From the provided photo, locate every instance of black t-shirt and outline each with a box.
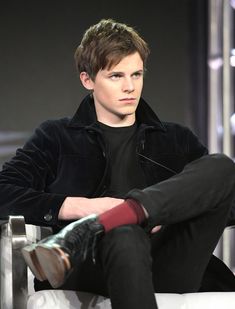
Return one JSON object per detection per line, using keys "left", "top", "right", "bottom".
{"left": 98, "top": 122, "right": 146, "bottom": 198}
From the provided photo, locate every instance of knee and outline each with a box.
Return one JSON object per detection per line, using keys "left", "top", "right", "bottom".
{"left": 197, "top": 154, "right": 235, "bottom": 190}
{"left": 205, "top": 154, "right": 235, "bottom": 177}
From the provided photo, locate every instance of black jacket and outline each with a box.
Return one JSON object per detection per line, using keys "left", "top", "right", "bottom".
{"left": 0, "top": 95, "right": 208, "bottom": 227}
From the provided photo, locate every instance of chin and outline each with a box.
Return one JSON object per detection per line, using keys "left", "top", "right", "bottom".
{"left": 122, "top": 105, "right": 137, "bottom": 114}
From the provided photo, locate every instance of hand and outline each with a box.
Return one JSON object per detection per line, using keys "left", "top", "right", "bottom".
{"left": 58, "top": 196, "right": 124, "bottom": 220}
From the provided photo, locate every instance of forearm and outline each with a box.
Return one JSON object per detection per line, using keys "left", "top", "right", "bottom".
{"left": 58, "top": 196, "right": 124, "bottom": 220}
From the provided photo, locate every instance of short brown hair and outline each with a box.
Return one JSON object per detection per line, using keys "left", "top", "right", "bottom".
{"left": 74, "top": 19, "right": 150, "bottom": 80}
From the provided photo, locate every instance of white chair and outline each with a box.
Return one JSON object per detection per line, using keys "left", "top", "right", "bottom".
{"left": 1, "top": 216, "right": 235, "bottom": 309}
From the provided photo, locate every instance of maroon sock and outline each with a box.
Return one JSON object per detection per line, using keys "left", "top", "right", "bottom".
{"left": 98, "top": 199, "right": 146, "bottom": 233}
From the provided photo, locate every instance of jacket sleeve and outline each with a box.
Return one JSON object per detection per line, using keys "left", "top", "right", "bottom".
{"left": 0, "top": 120, "right": 66, "bottom": 226}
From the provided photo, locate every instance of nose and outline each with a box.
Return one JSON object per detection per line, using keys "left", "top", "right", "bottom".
{"left": 122, "top": 77, "right": 134, "bottom": 93}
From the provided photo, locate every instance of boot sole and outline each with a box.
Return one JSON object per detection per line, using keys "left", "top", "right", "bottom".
{"left": 21, "top": 244, "right": 47, "bottom": 281}
{"left": 35, "top": 245, "right": 71, "bottom": 288}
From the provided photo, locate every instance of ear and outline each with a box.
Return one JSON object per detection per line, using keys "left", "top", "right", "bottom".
{"left": 80, "top": 72, "right": 94, "bottom": 90}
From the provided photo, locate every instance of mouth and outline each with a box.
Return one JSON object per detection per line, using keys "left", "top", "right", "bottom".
{"left": 119, "top": 98, "right": 136, "bottom": 103}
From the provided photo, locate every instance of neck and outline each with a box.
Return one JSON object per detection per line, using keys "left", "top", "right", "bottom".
{"left": 96, "top": 113, "right": 136, "bottom": 127}
{"left": 97, "top": 117, "right": 135, "bottom": 127}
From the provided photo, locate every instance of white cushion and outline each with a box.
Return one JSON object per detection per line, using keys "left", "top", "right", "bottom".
{"left": 27, "top": 290, "right": 235, "bottom": 309}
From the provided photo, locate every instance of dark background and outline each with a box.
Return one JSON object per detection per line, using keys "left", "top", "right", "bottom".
{"left": 0, "top": 0, "right": 207, "bottom": 165}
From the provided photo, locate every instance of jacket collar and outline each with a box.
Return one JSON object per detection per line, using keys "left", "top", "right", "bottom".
{"left": 68, "top": 94, "right": 166, "bottom": 131}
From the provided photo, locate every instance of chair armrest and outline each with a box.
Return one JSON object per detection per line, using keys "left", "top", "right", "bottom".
{"left": 218, "top": 225, "right": 235, "bottom": 273}
{"left": 226, "top": 225, "right": 235, "bottom": 230}
{"left": 0, "top": 216, "right": 53, "bottom": 309}
{"left": 1, "top": 216, "right": 28, "bottom": 309}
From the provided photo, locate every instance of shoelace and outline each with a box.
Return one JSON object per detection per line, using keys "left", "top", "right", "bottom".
{"left": 64, "top": 221, "right": 103, "bottom": 264}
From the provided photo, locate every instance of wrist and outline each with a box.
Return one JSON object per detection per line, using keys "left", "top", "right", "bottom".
{"left": 58, "top": 197, "right": 86, "bottom": 220}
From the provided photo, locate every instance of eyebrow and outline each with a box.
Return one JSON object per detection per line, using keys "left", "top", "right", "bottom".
{"left": 108, "top": 69, "right": 144, "bottom": 75}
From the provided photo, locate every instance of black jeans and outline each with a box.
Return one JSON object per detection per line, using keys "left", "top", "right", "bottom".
{"left": 35, "top": 154, "right": 235, "bottom": 309}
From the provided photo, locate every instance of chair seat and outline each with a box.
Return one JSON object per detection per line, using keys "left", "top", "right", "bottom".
{"left": 27, "top": 290, "right": 235, "bottom": 309}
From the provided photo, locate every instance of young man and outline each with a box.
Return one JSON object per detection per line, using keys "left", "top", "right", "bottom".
{"left": 1, "top": 19, "right": 235, "bottom": 309}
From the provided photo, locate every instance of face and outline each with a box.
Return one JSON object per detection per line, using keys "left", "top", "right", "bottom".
{"left": 80, "top": 52, "right": 144, "bottom": 126}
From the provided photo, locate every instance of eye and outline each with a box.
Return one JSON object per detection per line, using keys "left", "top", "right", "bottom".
{"left": 132, "top": 72, "right": 143, "bottom": 79}
{"left": 110, "top": 73, "right": 122, "bottom": 80}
